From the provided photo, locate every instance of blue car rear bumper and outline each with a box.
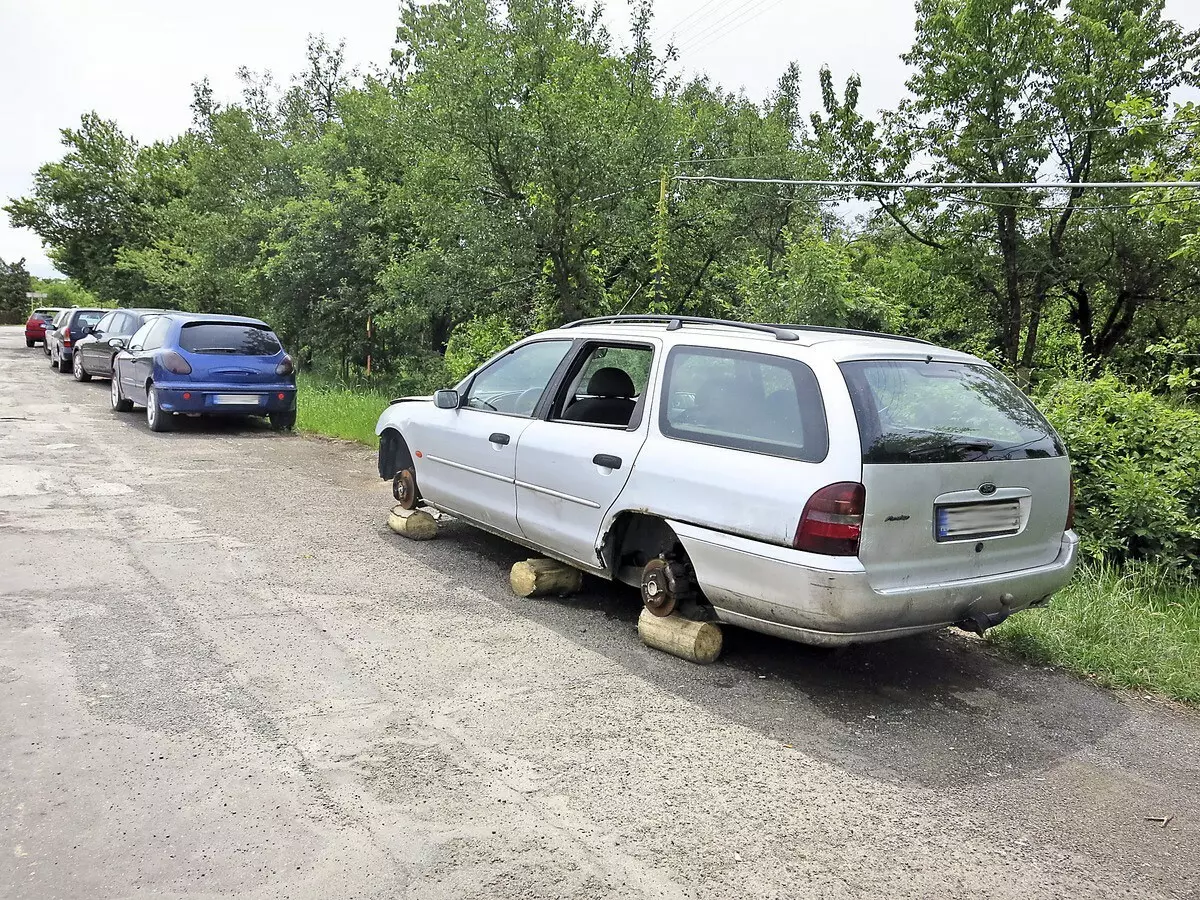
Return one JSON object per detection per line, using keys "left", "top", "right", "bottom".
{"left": 155, "top": 383, "right": 296, "bottom": 416}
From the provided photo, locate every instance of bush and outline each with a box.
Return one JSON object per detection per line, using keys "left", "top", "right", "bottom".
{"left": 443, "top": 314, "right": 525, "bottom": 383}
{"left": 1037, "top": 375, "right": 1200, "bottom": 569}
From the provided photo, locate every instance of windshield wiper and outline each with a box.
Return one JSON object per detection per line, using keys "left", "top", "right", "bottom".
{"left": 908, "top": 439, "right": 995, "bottom": 460}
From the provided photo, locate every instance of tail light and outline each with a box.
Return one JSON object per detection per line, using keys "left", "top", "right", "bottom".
{"left": 794, "top": 482, "right": 866, "bottom": 556}
{"left": 1066, "top": 476, "right": 1075, "bottom": 532}
{"left": 62, "top": 328, "right": 72, "bottom": 347}
{"left": 275, "top": 355, "right": 294, "bottom": 377}
{"left": 159, "top": 350, "right": 192, "bottom": 375}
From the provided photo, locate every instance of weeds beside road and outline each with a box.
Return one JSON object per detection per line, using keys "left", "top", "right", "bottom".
{"left": 989, "top": 563, "right": 1200, "bottom": 704}
{"left": 293, "top": 375, "right": 1200, "bottom": 706}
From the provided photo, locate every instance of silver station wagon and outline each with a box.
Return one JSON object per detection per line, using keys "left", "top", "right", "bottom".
{"left": 376, "top": 315, "right": 1078, "bottom": 646}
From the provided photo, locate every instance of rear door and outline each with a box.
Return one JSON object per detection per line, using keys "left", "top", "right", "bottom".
{"left": 514, "top": 341, "right": 656, "bottom": 567}
{"left": 124, "top": 318, "right": 172, "bottom": 404}
{"left": 841, "top": 358, "right": 1071, "bottom": 591}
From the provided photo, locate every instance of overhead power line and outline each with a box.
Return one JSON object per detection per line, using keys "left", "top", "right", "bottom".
{"left": 671, "top": 175, "right": 1200, "bottom": 190}
{"left": 661, "top": 0, "right": 729, "bottom": 42}
{"left": 679, "top": 0, "right": 788, "bottom": 54}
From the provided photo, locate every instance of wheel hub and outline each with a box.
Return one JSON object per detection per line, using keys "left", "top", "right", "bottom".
{"left": 393, "top": 468, "right": 419, "bottom": 510}
{"left": 641, "top": 558, "right": 682, "bottom": 618}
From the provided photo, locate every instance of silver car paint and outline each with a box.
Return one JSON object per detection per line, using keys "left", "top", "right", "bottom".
{"left": 376, "top": 323, "right": 1079, "bottom": 646}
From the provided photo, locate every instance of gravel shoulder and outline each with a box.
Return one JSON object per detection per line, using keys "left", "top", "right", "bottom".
{"left": 1, "top": 326, "right": 1197, "bottom": 899}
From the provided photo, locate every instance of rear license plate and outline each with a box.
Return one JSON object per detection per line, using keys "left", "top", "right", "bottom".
{"left": 935, "top": 500, "right": 1021, "bottom": 541}
{"left": 212, "top": 394, "right": 262, "bottom": 406}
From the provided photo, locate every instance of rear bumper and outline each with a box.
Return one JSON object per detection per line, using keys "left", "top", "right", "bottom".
{"left": 154, "top": 383, "right": 296, "bottom": 416}
{"left": 25, "top": 327, "right": 46, "bottom": 341}
{"left": 669, "top": 521, "right": 1079, "bottom": 646}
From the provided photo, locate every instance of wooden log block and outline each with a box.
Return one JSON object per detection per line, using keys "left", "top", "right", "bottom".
{"left": 387, "top": 505, "right": 438, "bottom": 541}
{"left": 637, "top": 608, "right": 723, "bottom": 664}
{"left": 510, "top": 558, "right": 583, "bottom": 598}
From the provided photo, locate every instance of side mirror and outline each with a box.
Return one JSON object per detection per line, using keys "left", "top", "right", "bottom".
{"left": 80, "top": 325, "right": 93, "bottom": 337}
{"left": 108, "top": 337, "right": 126, "bottom": 349}
{"left": 433, "top": 389, "right": 461, "bottom": 410}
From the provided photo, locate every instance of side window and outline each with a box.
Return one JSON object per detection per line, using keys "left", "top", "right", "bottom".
{"left": 463, "top": 340, "right": 573, "bottom": 417}
{"left": 94, "top": 313, "right": 116, "bottom": 335}
{"left": 128, "top": 321, "right": 155, "bottom": 351}
{"left": 660, "top": 346, "right": 829, "bottom": 462}
{"left": 142, "top": 318, "right": 171, "bottom": 351}
{"left": 554, "top": 343, "right": 654, "bottom": 428}
{"left": 111, "top": 313, "right": 132, "bottom": 334}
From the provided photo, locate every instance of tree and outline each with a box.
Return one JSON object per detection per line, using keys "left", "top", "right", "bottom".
{"left": 5, "top": 114, "right": 155, "bottom": 302}
{"left": 814, "top": 0, "right": 1200, "bottom": 372}
{"left": 0, "top": 257, "right": 32, "bottom": 325}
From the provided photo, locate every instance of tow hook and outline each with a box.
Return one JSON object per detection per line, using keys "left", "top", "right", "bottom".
{"left": 955, "top": 610, "right": 1012, "bottom": 636}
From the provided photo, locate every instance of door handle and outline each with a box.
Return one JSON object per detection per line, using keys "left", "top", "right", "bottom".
{"left": 489, "top": 432, "right": 511, "bottom": 446}
{"left": 593, "top": 454, "right": 622, "bottom": 470}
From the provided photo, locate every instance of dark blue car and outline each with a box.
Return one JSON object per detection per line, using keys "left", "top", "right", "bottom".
{"left": 110, "top": 313, "right": 297, "bottom": 433}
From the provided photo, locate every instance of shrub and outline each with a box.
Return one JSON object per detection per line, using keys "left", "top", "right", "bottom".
{"left": 1036, "top": 375, "right": 1200, "bottom": 569}
{"left": 443, "top": 314, "right": 525, "bottom": 383}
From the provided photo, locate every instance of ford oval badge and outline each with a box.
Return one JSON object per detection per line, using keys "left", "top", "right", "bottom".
{"left": 979, "top": 482, "right": 997, "bottom": 496}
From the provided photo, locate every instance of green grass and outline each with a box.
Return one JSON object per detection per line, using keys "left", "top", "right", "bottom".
{"left": 295, "top": 373, "right": 393, "bottom": 448}
{"left": 988, "top": 562, "right": 1200, "bottom": 704}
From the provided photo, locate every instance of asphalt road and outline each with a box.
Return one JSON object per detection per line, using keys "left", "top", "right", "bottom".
{"left": 1, "top": 324, "right": 1198, "bottom": 900}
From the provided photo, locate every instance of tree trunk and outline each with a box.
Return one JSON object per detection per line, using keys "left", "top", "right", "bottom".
{"left": 996, "top": 205, "right": 1023, "bottom": 365}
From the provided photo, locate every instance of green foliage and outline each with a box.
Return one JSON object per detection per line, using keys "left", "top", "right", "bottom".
{"left": 29, "top": 276, "right": 101, "bottom": 309}
{"left": 443, "top": 314, "right": 525, "bottom": 383}
{"left": 295, "top": 373, "right": 390, "bottom": 447}
{"left": 989, "top": 562, "right": 1200, "bottom": 704}
{"left": 815, "top": 0, "right": 1200, "bottom": 369}
{"left": 1037, "top": 375, "right": 1200, "bottom": 567}
{"left": 0, "top": 257, "right": 32, "bottom": 325}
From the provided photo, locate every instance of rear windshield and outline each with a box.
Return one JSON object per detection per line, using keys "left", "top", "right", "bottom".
{"left": 32, "top": 309, "right": 58, "bottom": 320}
{"left": 72, "top": 310, "right": 104, "bottom": 328}
{"left": 840, "top": 360, "right": 1064, "bottom": 463}
{"left": 179, "top": 323, "right": 282, "bottom": 356}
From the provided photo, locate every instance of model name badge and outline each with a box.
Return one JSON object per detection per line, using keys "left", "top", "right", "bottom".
{"left": 884, "top": 515, "right": 911, "bottom": 523}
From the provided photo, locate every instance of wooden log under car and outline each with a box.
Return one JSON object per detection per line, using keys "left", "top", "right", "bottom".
{"left": 637, "top": 608, "right": 723, "bottom": 664}
{"left": 387, "top": 505, "right": 438, "bottom": 541}
{"left": 509, "top": 558, "right": 583, "bottom": 598}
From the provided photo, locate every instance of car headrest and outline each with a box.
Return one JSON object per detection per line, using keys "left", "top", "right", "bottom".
{"left": 587, "top": 367, "right": 635, "bottom": 398}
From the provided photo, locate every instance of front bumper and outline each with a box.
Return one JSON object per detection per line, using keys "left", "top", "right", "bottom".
{"left": 669, "top": 521, "right": 1080, "bottom": 646}
{"left": 155, "top": 383, "right": 296, "bottom": 416}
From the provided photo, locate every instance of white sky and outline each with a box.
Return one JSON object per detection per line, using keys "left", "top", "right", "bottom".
{"left": 1, "top": 0, "right": 1196, "bottom": 278}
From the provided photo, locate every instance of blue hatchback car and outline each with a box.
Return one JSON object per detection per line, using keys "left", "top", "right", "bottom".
{"left": 110, "top": 313, "right": 297, "bottom": 432}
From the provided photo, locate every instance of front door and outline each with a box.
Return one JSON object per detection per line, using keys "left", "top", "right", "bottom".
{"left": 514, "top": 341, "right": 656, "bottom": 568}
{"left": 413, "top": 339, "right": 575, "bottom": 537}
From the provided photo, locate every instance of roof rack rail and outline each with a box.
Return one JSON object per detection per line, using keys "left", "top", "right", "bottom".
{"left": 763, "top": 324, "right": 935, "bottom": 346}
{"left": 561, "top": 315, "right": 934, "bottom": 345}
{"left": 561, "top": 315, "right": 800, "bottom": 342}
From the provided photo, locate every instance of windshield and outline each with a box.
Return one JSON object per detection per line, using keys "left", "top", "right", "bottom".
{"left": 179, "top": 323, "right": 282, "bottom": 355}
{"left": 840, "top": 359, "right": 1064, "bottom": 463}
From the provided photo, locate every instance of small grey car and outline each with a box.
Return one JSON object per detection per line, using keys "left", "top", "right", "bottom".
{"left": 376, "top": 315, "right": 1077, "bottom": 646}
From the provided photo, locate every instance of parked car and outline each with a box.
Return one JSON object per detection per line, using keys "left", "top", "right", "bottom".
{"left": 110, "top": 313, "right": 297, "bottom": 433}
{"left": 374, "top": 315, "right": 1078, "bottom": 647}
{"left": 24, "top": 307, "right": 65, "bottom": 347}
{"left": 42, "top": 310, "right": 66, "bottom": 356}
{"left": 46, "top": 307, "right": 107, "bottom": 372}
{"left": 72, "top": 308, "right": 169, "bottom": 382}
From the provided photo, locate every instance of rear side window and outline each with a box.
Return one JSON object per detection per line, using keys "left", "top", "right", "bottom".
{"left": 180, "top": 323, "right": 282, "bottom": 356}
{"left": 660, "top": 346, "right": 829, "bottom": 462}
{"left": 840, "top": 360, "right": 1064, "bottom": 463}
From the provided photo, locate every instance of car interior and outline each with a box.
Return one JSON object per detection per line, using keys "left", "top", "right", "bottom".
{"left": 555, "top": 345, "right": 651, "bottom": 428}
